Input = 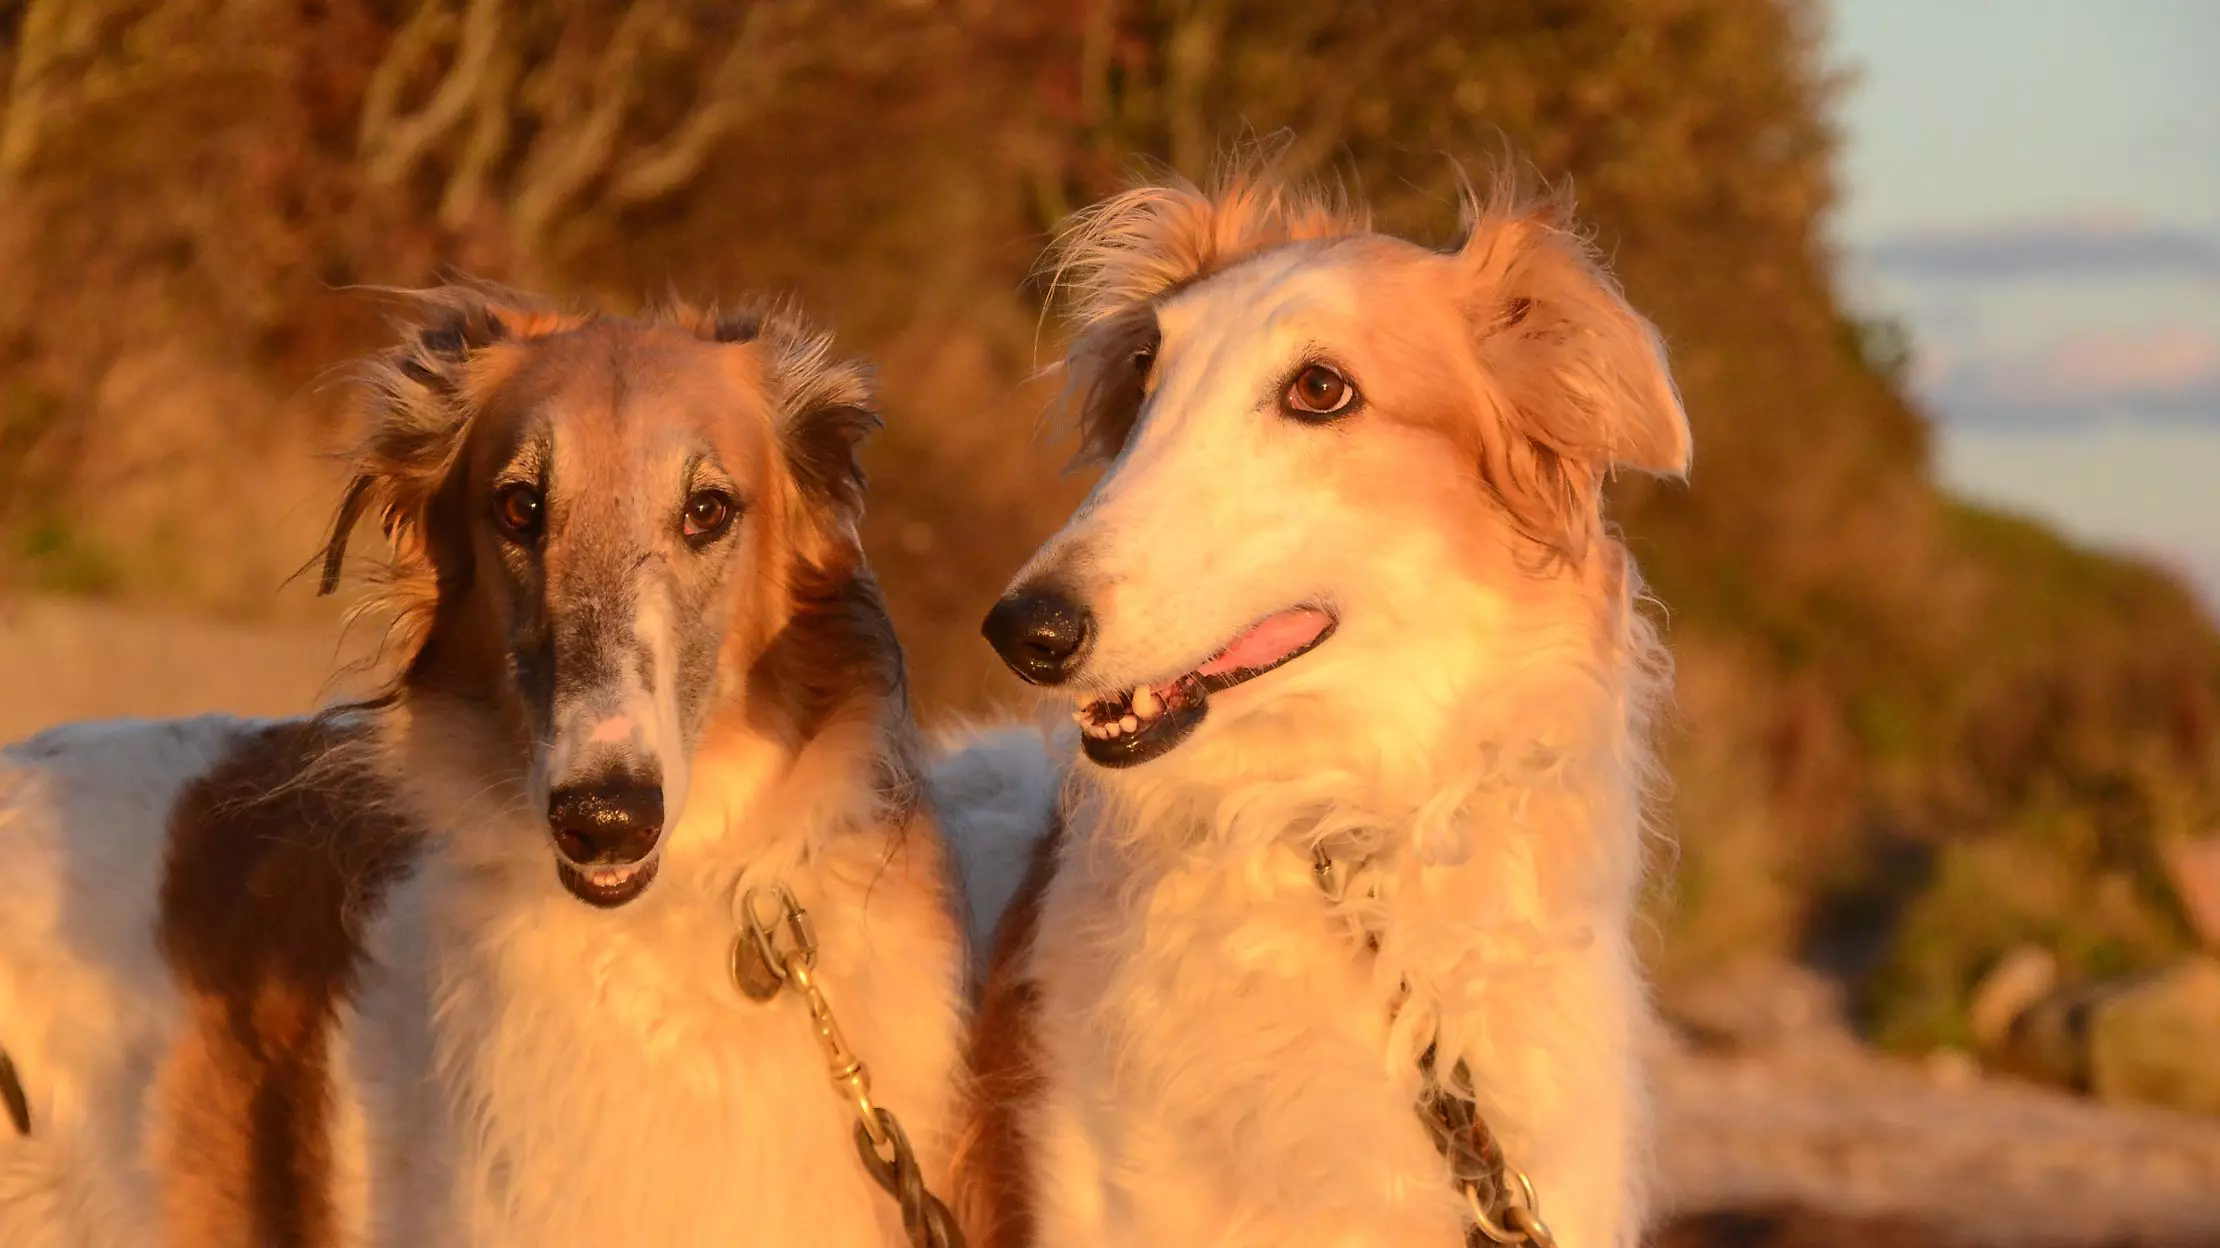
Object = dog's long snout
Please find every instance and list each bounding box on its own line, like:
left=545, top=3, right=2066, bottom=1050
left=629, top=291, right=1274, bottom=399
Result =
left=983, top=586, right=1093, bottom=686
left=547, top=779, right=665, bottom=865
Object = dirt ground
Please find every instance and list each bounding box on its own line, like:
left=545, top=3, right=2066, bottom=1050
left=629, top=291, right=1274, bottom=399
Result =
left=1653, top=1027, right=2220, bottom=1246
left=5, top=596, right=2219, bottom=1247
left=0, top=595, right=370, bottom=742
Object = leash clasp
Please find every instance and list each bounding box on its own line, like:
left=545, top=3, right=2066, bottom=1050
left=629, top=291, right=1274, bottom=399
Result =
left=733, top=883, right=965, bottom=1247
left=738, top=885, right=884, bottom=1147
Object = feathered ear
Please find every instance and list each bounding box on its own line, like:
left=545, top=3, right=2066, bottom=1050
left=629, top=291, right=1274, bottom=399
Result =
left=318, top=474, right=377, bottom=596
left=1061, top=304, right=1161, bottom=466
left=1047, top=169, right=1368, bottom=463
left=749, top=304, right=880, bottom=532
left=1452, top=189, right=1690, bottom=554
left=318, top=284, right=582, bottom=596
left=784, top=397, right=881, bottom=521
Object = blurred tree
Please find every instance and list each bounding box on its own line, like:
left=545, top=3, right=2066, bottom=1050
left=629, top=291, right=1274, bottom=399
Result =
left=357, top=0, right=833, bottom=274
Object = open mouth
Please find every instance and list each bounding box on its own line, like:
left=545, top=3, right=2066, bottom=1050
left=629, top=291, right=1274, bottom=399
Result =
left=1073, top=605, right=1337, bottom=768
left=555, top=855, right=660, bottom=908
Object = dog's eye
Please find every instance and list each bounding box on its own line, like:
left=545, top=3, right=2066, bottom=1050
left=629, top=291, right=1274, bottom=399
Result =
left=493, top=484, right=544, bottom=541
left=1283, top=364, right=1359, bottom=421
left=681, top=489, right=738, bottom=547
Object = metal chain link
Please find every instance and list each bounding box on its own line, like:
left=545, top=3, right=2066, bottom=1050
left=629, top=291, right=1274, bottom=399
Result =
left=1311, top=846, right=1556, bottom=1248
left=1416, top=1052, right=1556, bottom=1248
left=735, top=884, right=966, bottom=1248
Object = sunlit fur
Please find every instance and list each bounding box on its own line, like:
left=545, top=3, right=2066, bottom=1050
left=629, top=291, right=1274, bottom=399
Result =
left=0, top=290, right=966, bottom=1246
left=944, top=167, right=1689, bottom=1248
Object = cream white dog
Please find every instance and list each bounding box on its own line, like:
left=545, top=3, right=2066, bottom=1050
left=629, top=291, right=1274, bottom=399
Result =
left=943, top=170, right=1689, bottom=1248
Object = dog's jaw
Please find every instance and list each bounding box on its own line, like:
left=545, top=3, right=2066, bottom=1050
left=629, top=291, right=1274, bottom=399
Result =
left=1071, top=606, right=1338, bottom=767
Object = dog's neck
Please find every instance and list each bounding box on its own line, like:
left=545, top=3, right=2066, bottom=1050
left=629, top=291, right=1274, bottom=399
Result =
left=1081, top=658, right=1647, bottom=888
left=1058, top=556, right=1666, bottom=1078
left=676, top=697, right=916, bottom=863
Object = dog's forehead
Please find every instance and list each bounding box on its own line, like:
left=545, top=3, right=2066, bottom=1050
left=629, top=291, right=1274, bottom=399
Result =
left=1158, top=239, right=1402, bottom=348
left=485, top=322, right=776, bottom=466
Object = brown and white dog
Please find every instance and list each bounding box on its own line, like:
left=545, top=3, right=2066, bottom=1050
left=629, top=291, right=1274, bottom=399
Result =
left=0, top=288, right=966, bottom=1246
left=941, top=171, right=1689, bottom=1248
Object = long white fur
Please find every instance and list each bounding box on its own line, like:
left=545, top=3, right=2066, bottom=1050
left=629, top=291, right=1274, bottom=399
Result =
left=0, top=701, right=965, bottom=1247
left=930, top=717, right=1065, bottom=977
left=943, top=173, right=1686, bottom=1248
left=0, top=717, right=246, bottom=1247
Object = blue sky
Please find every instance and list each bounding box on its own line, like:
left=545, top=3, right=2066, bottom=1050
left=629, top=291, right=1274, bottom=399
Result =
left=1829, top=0, right=2220, bottom=609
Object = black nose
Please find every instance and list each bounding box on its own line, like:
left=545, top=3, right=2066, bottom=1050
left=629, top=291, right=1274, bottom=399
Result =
left=547, top=780, right=665, bottom=865
left=982, top=586, right=1093, bottom=686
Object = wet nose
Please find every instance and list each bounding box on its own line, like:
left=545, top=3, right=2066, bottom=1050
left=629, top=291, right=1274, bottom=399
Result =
left=982, top=586, right=1093, bottom=686
left=547, top=780, right=665, bottom=865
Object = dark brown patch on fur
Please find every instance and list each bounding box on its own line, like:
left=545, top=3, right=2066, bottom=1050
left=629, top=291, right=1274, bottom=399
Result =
left=156, top=716, right=425, bottom=1247
left=747, top=565, right=911, bottom=751
left=1066, top=305, right=1162, bottom=465
left=710, top=310, right=763, bottom=343
left=0, top=1047, right=28, bottom=1135
left=952, top=810, right=1064, bottom=1248
left=785, top=401, right=881, bottom=518
left=316, top=474, right=376, bottom=597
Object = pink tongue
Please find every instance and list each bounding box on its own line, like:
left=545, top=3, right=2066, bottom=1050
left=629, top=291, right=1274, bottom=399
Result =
left=1195, top=607, right=1333, bottom=679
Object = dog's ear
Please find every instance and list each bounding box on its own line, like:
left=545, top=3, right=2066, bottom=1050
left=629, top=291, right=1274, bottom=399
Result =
left=1048, top=172, right=1366, bottom=464
left=740, top=305, right=880, bottom=562
left=783, top=396, right=880, bottom=525
left=1451, top=192, right=1690, bottom=555
left=1062, top=304, right=1161, bottom=465
left=320, top=285, right=570, bottom=596
left=318, top=473, right=378, bottom=596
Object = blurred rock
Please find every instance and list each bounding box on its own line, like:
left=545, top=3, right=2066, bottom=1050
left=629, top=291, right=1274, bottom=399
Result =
left=1924, top=1046, right=1981, bottom=1090
left=1665, top=959, right=1854, bottom=1054
left=2089, top=957, right=2220, bottom=1116
left=2160, top=837, right=2220, bottom=951
left=1969, top=945, right=2058, bottom=1050
left=1993, top=986, right=2095, bottom=1090
left=1657, top=1007, right=2220, bottom=1248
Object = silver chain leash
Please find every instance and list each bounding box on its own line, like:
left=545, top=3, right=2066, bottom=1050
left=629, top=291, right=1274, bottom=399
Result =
left=1311, top=845, right=1556, bottom=1248
left=733, top=884, right=966, bottom=1248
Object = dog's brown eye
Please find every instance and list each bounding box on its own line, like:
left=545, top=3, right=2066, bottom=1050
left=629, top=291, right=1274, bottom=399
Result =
left=1284, top=364, right=1358, bottom=420
left=682, top=489, right=737, bottom=547
left=494, top=484, right=543, bottom=540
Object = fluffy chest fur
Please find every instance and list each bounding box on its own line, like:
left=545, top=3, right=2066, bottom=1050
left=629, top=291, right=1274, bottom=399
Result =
left=961, top=726, right=1653, bottom=1248
left=347, top=839, right=964, bottom=1246
left=0, top=712, right=967, bottom=1248
left=340, top=714, right=970, bottom=1247
left=1022, top=834, right=1464, bottom=1246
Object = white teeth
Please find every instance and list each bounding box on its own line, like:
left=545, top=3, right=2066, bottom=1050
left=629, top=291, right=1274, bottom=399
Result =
left=1076, top=683, right=1176, bottom=744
